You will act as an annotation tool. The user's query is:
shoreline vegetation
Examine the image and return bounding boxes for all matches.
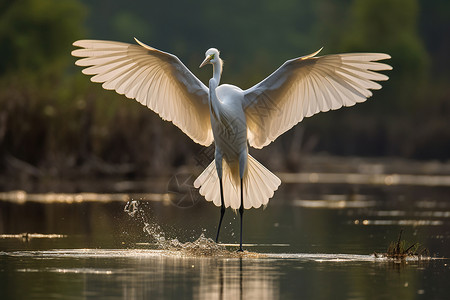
[2,153,450,194]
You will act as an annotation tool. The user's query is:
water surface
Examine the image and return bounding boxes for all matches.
[1,171,450,299]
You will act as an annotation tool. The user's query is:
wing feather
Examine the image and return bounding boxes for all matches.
[72,39,213,146]
[243,49,391,148]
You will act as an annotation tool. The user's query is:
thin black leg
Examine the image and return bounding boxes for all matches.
[238,178,244,252]
[215,178,226,243]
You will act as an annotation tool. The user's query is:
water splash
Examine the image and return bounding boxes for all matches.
[124,200,229,256]
[124,200,140,217]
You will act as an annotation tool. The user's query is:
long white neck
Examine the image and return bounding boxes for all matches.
[212,58,223,85]
[209,58,223,123]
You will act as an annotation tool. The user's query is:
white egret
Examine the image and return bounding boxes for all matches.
[72,38,391,251]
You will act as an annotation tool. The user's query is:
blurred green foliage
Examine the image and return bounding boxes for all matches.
[0,0,85,74]
[0,0,449,181]
[343,0,430,111]
[0,0,86,171]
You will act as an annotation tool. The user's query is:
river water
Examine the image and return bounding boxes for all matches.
[1,166,449,299]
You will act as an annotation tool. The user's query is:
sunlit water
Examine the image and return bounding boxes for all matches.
[1,175,450,299]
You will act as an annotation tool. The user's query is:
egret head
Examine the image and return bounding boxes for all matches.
[199,48,221,68]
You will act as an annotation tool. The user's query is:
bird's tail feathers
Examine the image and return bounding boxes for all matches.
[193,155,281,209]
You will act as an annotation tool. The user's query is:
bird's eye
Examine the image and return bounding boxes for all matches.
[210,54,215,60]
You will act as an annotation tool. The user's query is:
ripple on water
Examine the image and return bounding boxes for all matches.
[2,249,441,262]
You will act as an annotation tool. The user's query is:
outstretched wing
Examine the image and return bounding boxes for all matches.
[243,49,392,149]
[72,38,213,146]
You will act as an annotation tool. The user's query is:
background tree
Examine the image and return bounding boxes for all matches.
[1,0,449,184]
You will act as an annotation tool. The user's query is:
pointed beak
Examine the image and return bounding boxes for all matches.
[199,55,211,68]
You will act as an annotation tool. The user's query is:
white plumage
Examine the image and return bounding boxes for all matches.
[72,38,391,250]
[243,49,392,148]
[72,39,213,146]
[194,155,281,210]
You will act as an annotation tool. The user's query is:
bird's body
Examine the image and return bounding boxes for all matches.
[72,38,391,250]
[204,48,248,174]
[211,84,247,165]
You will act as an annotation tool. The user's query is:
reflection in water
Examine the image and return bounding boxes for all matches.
[0,233,66,239]
[48,268,114,275]
[294,198,377,209]
[195,257,278,300]
[279,172,450,186]
[2,249,442,299]
[0,190,170,204]
[355,219,444,226]
[2,249,280,299]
